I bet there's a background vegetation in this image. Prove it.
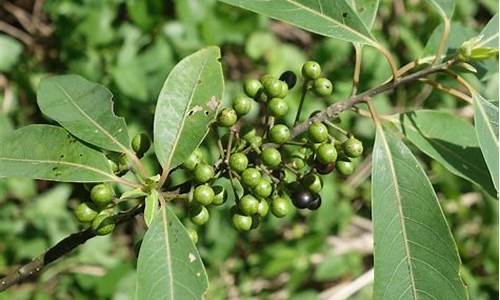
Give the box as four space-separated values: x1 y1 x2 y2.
0 0 498 299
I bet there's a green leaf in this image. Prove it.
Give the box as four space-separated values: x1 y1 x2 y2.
372 126 468 299
144 190 159 227
37 75 131 153
349 0 379 29
0 34 23 72
477 14 499 48
393 110 496 196
425 0 455 19
135 205 208 300
154 46 223 170
219 0 378 46
472 94 499 191
0 125 115 182
0 115 13 139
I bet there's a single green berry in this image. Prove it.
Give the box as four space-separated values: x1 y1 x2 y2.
244 79 262 98
254 179 273 198
233 95 253 116
193 184 215 206
242 128 263 148
263 78 283 98
194 163 214 183
271 196 292 218
336 159 355 176
303 173 322 194
131 133 151 157
291 156 306 170
190 205 210 225
279 70 297 89
268 97 289 118
187 228 199 244
218 108 238 127
257 199 270 217
232 213 252 231
212 185 227 206
242 168 262 188
308 122 329 143
277 81 289 98
269 124 290 144
90 184 114 207
74 202 98 223
229 153 249 173
249 135 263 148
239 194 259 215
183 149 203 171
313 78 333 96
302 61 321 80
343 137 363 158
261 147 281 168
316 143 338 164
91 211 115 235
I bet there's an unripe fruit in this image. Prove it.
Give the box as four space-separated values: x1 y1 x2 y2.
336 159 355 176
131 133 151 157
316 162 335 175
292 189 314 209
91 211 115 235
268 98 289 118
269 124 290 144
239 194 259 215
271 196 291 218
90 184 114 207
218 108 238 127
183 149 203 171
262 77 282 98
242 128 263 148
302 61 321 80
291 156 306 170
233 96 253 116
261 147 281 168
257 199 270 217
244 79 262 98
343 137 363 158
187 228 199 244
279 70 297 89
194 163 214 183
193 184 215 206
229 153 248 173
308 122 329 143
278 81 289 98
308 195 322 210
313 78 333 96
254 179 272 198
232 213 252 231
190 205 210 225
74 202 98 223
316 143 338 164
242 168 261 188
303 173 322 194
212 185 227 206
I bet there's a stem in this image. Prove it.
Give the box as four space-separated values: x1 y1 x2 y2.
351 44 363 96
432 18 450 65
324 120 349 136
374 44 399 81
111 175 141 189
418 78 472 103
294 82 309 126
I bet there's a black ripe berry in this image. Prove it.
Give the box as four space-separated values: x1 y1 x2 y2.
292 189 315 209
279 71 297 89
315 162 335 175
308 195 322 210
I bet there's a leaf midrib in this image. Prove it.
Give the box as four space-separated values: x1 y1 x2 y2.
160 206 174 300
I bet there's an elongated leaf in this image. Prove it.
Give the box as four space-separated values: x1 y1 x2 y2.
473 94 499 191
37 75 131 153
154 46 223 170
394 110 496 196
0 125 115 182
144 190 159 227
477 14 499 48
349 0 379 29
219 0 378 46
136 205 208 300
372 126 468 299
425 0 455 19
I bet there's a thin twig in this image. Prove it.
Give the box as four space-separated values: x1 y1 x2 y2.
294 82 309 126
419 78 472 103
351 44 363 96
0 20 33 46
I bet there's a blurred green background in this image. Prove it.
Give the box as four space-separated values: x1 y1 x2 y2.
0 0 498 299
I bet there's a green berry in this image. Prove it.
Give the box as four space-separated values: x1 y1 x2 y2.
254 179 272 198
131 133 151 157
212 185 227 206
302 61 321 80
233 96 253 116
271 196 292 218
263 78 282 98
316 143 338 164
242 128 263 148
90 184 114 207
303 173 322 194
268 98 289 118
336 159 355 176
239 194 259 215
91 211 115 235
218 108 238 127
194 163 214 183
291 156 306 170
257 199 270 217
244 79 262 98
308 122 329 143
232 213 252 231
229 153 248 173
74 202 98 223
313 78 333 96
183 149 203 171
343 137 363 158
269 124 290 144
277 81 289 98
190 205 210 225
187 228 199 244
242 168 262 188
261 147 281 168
193 184 215 206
